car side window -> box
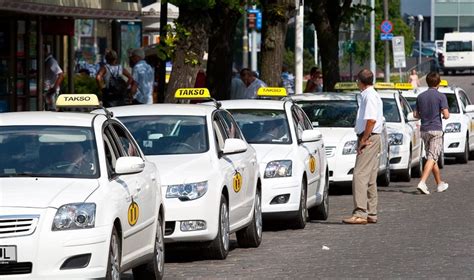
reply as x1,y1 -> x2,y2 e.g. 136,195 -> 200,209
103,126 -> 120,177
110,123 -> 140,157
296,106 -> 313,130
218,110 -> 243,140
458,91 -> 469,109
212,114 -> 227,152
399,96 -> 412,121
291,106 -> 306,140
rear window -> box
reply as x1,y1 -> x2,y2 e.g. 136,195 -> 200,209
446,41 -> 472,52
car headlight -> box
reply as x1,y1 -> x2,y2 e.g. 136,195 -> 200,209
52,203 -> 96,231
343,140 -> 358,155
445,122 -> 461,133
389,133 -> 404,145
166,181 -> 208,201
264,160 -> 292,178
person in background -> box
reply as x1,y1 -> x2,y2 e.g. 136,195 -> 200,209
281,64 -> 295,95
240,68 -> 266,99
44,46 -> 64,111
414,72 -> 450,194
304,67 -> 323,93
409,69 -> 421,88
343,69 -> 383,225
230,68 -> 246,99
96,49 -> 133,107
129,48 -> 154,104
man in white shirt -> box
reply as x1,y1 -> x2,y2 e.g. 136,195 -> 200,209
44,47 -> 64,111
343,69 -> 383,225
240,68 -> 266,99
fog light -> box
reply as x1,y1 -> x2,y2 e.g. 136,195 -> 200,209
180,220 -> 206,231
449,142 -> 459,148
389,157 -> 401,164
270,194 -> 290,204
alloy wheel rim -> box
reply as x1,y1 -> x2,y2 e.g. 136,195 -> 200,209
255,192 -> 263,238
221,203 -> 229,251
155,221 -> 164,273
110,234 -> 120,280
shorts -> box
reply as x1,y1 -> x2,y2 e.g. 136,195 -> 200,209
421,130 -> 444,162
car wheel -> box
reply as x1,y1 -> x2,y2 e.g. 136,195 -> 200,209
457,137 -> 469,164
236,188 -> 262,248
132,215 -> 165,280
411,156 -> 423,178
292,178 -> 307,229
400,150 -> 412,182
208,194 -> 229,260
377,159 -> 390,187
309,171 -> 329,221
105,227 -> 121,280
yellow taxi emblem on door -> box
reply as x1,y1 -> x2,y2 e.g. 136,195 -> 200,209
233,172 -> 243,193
56,94 -> 100,108
175,88 -> 211,99
309,155 -> 316,174
257,87 -> 287,97
128,201 -> 140,226
395,83 -> 414,90
334,82 -> 358,90
374,82 -> 396,89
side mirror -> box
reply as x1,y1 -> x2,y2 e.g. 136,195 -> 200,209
115,156 -> 145,175
465,104 -> 474,113
222,138 -> 248,155
407,112 -> 418,122
301,129 -> 322,142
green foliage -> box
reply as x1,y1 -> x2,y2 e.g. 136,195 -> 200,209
341,3 -> 372,25
283,48 -> 317,75
155,23 -> 191,61
61,74 -> 100,95
169,0 -> 216,10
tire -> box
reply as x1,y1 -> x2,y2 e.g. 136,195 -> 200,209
412,157 -> 423,178
438,150 -> 445,169
208,194 -> 230,260
236,188 -> 262,248
292,178 -> 308,229
377,159 -> 390,187
456,137 -> 469,164
105,227 -> 121,280
309,171 -> 329,220
400,150 -> 412,182
132,215 -> 165,280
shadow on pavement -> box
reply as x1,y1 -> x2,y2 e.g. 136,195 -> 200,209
164,240 -> 238,263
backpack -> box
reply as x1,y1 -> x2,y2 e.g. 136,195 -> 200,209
103,65 -> 128,107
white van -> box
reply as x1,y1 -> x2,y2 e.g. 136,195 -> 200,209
443,32 -> 474,74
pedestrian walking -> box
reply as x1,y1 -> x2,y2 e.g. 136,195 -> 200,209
240,68 -> 266,99
96,49 -> 133,107
43,46 -> 64,111
230,68 -> 246,99
409,69 -> 421,89
281,64 -> 295,95
414,72 -> 450,194
343,69 -> 383,225
129,48 -> 154,104
304,67 -> 323,93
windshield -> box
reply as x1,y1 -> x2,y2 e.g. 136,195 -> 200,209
119,115 -> 209,155
0,126 -> 98,178
298,100 -> 357,127
382,98 -> 401,123
229,109 -> 291,144
446,41 -> 472,52
445,93 -> 460,113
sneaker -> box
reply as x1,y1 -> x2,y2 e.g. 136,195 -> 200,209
437,182 -> 449,193
417,181 -> 430,195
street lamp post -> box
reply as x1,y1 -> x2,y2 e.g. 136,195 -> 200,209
418,14 -> 424,71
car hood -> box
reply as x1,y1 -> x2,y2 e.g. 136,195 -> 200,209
0,178 -> 99,208
147,153 -> 213,185
318,127 -> 356,146
251,144 -> 294,164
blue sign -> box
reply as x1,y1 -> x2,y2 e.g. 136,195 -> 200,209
256,12 -> 262,30
381,33 -> 393,40
380,20 -> 393,34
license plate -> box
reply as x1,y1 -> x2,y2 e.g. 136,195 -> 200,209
0,246 -> 17,262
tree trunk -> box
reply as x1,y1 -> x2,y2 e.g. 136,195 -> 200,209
206,4 -> 241,100
165,7 -> 211,103
260,1 -> 296,87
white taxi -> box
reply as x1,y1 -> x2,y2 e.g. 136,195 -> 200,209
375,83 -> 424,181
0,95 -> 165,280
415,82 -> 474,163
106,89 -> 262,260
291,89 -> 391,187
218,87 -> 329,229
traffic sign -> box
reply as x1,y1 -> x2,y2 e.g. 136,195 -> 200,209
380,20 -> 393,34
380,33 -> 393,41
392,36 -> 406,68
248,8 -> 262,31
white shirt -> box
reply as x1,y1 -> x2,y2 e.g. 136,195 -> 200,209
44,54 -> 63,90
244,78 -> 267,99
355,86 -> 383,135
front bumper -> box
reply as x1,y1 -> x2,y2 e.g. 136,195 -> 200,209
261,176 -> 301,214
327,155 -> 355,183
443,132 -> 466,156
389,144 -> 410,171
0,208 -> 110,279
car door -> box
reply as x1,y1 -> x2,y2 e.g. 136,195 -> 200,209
291,105 -> 321,207
458,90 -> 474,147
213,113 -> 247,226
108,122 -> 157,262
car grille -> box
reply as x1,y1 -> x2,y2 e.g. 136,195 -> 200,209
325,146 -> 336,158
0,215 -> 40,238
0,262 -> 33,275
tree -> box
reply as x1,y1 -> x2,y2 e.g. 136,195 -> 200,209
260,0 -> 297,86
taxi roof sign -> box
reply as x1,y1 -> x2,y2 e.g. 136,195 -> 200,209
257,87 -> 287,97
175,88 -> 211,99
334,82 -> 358,90
56,94 -> 100,108
439,80 -> 449,87
394,83 -> 414,90
374,82 -> 396,89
